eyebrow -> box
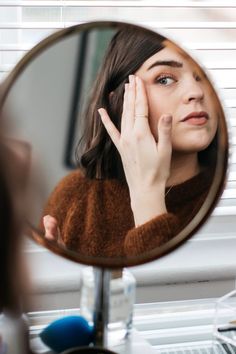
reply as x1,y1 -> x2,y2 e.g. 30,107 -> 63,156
147,60 -> 183,71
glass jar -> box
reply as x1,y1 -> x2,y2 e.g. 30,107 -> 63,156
0,313 -> 29,354
80,267 -> 136,346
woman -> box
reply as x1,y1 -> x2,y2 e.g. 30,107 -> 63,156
0,138 -> 30,313
43,24 -> 220,258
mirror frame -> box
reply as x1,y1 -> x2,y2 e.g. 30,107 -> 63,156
0,21 -> 229,268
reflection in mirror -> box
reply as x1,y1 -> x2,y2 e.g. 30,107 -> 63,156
1,22 -> 227,267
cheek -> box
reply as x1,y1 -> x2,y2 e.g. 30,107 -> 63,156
147,101 -> 162,139
207,103 -> 219,138
147,89 -> 177,140
211,114 -> 218,134
146,86 -> 177,120
146,89 -> 168,124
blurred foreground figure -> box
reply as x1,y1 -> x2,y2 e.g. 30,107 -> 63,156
0,97 -> 32,353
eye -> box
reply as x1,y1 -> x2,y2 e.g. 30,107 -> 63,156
194,73 -> 202,82
155,75 -> 176,86
194,70 -> 206,82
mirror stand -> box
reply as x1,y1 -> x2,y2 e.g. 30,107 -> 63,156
93,268 -> 111,347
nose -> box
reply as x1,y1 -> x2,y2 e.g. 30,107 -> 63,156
182,76 -> 204,104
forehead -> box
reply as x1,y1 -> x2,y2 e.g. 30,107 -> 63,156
139,40 -> 198,72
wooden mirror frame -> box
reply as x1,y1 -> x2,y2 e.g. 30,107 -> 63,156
0,21 -> 229,268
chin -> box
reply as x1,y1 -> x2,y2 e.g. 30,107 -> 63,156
173,126 -> 217,150
174,139 -> 213,153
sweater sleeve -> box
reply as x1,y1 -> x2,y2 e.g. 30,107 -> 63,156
124,212 -> 180,257
40,170 -> 85,242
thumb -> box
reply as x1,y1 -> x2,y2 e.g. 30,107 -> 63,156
157,114 -> 172,152
157,114 -> 172,172
43,215 -> 60,241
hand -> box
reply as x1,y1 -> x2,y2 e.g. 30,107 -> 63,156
43,215 -> 64,246
98,75 -> 173,226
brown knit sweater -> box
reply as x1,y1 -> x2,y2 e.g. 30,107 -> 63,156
42,168 -> 213,258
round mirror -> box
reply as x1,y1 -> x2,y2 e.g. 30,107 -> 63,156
0,21 -> 228,268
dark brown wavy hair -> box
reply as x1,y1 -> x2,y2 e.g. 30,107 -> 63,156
75,24 -> 166,180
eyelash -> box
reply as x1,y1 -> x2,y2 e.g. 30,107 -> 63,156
194,73 -> 203,82
155,74 -> 177,86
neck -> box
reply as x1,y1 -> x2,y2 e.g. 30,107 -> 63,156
167,152 -> 200,187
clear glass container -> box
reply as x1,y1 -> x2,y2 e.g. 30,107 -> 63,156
80,267 -> 136,346
214,289 -> 236,347
0,313 -> 29,354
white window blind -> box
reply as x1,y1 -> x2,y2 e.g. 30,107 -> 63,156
1,1 -> 236,244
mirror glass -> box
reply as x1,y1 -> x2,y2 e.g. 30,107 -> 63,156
0,21 -> 228,267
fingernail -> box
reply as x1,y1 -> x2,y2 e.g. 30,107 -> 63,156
98,108 -> 103,116
136,76 -> 142,87
98,108 -> 106,122
163,115 -> 172,124
129,75 -> 134,84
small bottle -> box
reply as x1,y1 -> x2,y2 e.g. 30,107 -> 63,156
0,334 -> 7,354
0,312 -> 29,354
80,267 -> 136,346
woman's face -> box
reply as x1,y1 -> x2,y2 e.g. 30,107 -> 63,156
135,41 -> 219,154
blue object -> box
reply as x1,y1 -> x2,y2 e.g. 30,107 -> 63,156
40,316 -> 94,353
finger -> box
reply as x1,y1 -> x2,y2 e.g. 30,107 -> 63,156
157,114 -> 173,159
126,75 -> 136,129
134,76 -> 150,130
121,83 -> 129,132
43,215 -> 59,241
135,76 -> 149,115
57,228 -> 65,247
122,75 -> 136,132
98,108 -> 120,149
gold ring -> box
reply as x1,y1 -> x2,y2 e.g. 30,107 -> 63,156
135,114 -> 148,119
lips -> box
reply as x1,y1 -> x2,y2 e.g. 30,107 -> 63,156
181,111 -> 209,126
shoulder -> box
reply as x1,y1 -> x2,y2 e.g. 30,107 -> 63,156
43,169 -> 91,216
47,169 -> 91,204
55,169 -> 86,189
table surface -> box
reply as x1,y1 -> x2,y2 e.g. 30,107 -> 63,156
28,298 -> 233,354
